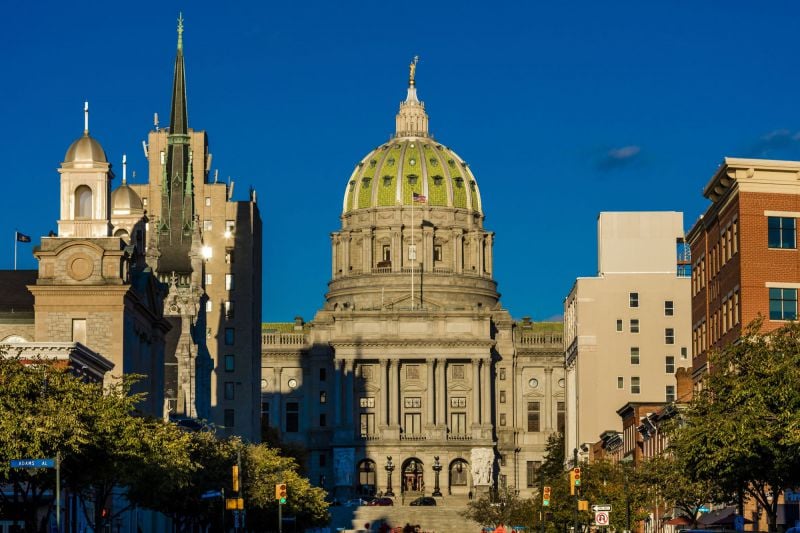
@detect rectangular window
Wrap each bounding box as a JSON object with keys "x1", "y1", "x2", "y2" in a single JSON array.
[
  {"x1": 450, "y1": 397, "x2": 466, "y2": 408},
  {"x1": 225, "y1": 328, "x2": 235, "y2": 345},
  {"x1": 205, "y1": 197, "x2": 211, "y2": 207},
  {"x1": 665, "y1": 300, "x2": 674, "y2": 316},
  {"x1": 768, "y1": 216, "x2": 796, "y2": 249},
  {"x1": 527, "y1": 401, "x2": 540, "y2": 432},
  {"x1": 630, "y1": 347, "x2": 640, "y2": 365},
  {"x1": 631, "y1": 377, "x2": 641, "y2": 394},
  {"x1": 382, "y1": 245, "x2": 391, "y2": 262},
  {"x1": 205, "y1": 274, "x2": 213, "y2": 285},
  {"x1": 359, "y1": 412, "x2": 375, "y2": 436},
  {"x1": 450, "y1": 412, "x2": 467, "y2": 434},
  {"x1": 526, "y1": 461, "x2": 541, "y2": 488},
  {"x1": 319, "y1": 368, "x2": 327, "y2": 381},
  {"x1": 681, "y1": 346, "x2": 688, "y2": 359},
  {"x1": 359, "y1": 397, "x2": 375, "y2": 408},
  {"x1": 225, "y1": 220, "x2": 236, "y2": 234},
  {"x1": 260, "y1": 402, "x2": 269, "y2": 427},
  {"x1": 224, "y1": 300, "x2": 234, "y2": 319},
  {"x1": 666, "y1": 385, "x2": 676, "y2": 403},
  {"x1": 616, "y1": 319, "x2": 623, "y2": 332},
  {"x1": 203, "y1": 219, "x2": 213, "y2": 231},
  {"x1": 617, "y1": 376, "x2": 624, "y2": 389},
  {"x1": 224, "y1": 354, "x2": 235, "y2": 372},
  {"x1": 630, "y1": 319, "x2": 639, "y2": 333},
  {"x1": 433, "y1": 245, "x2": 442, "y2": 262},
  {"x1": 403, "y1": 413, "x2": 422, "y2": 435},
  {"x1": 499, "y1": 367, "x2": 506, "y2": 380},
  {"x1": 500, "y1": 413, "x2": 507, "y2": 426},
  {"x1": 452, "y1": 365, "x2": 465, "y2": 380},
  {"x1": 557, "y1": 401, "x2": 565, "y2": 433},
  {"x1": 665, "y1": 328, "x2": 675, "y2": 344},
  {"x1": 286, "y1": 402, "x2": 299, "y2": 432},
  {"x1": 224, "y1": 409, "x2": 235, "y2": 428},
  {"x1": 319, "y1": 413, "x2": 327, "y2": 427},
  {"x1": 499, "y1": 390, "x2": 506, "y2": 403},
  {"x1": 404, "y1": 397, "x2": 421, "y2": 408},
  {"x1": 225, "y1": 274, "x2": 235, "y2": 291},
  {"x1": 319, "y1": 391, "x2": 327, "y2": 404},
  {"x1": 630, "y1": 292, "x2": 639, "y2": 307},
  {"x1": 225, "y1": 249, "x2": 234, "y2": 264},
  {"x1": 224, "y1": 382, "x2": 235, "y2": 400},
  {"x1": 665, "y1": 356, "x2": 675, "y2": 373},
  {"x1": 72, "y1": 318, "x2": 87, "y2": 345},
  {"x1": 769, "y1": 288, "x2": 798, "y2": 320}
]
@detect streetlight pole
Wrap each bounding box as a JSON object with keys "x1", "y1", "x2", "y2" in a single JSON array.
[
  {"x1": 385, "y1": 456, "x2": 395, "y2": 497},
  {"x1": 573, "y1": 449, "x2": 579, "y2": 533},
  {"x1": 432, "y1": 456, "x2": 442, "y2": 497}
]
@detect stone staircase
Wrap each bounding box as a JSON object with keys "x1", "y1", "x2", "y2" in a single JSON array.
[{"x1": 330, "y1": 496, "x2": 479, "y2": 533}]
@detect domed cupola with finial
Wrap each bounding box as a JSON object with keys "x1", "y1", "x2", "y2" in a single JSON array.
[
  {"x1": 111, "y1": 154, "x2": 146, "y2": 247},
  {"x1": 58, "y1": 102, "x2": 113, "y2": 238}
]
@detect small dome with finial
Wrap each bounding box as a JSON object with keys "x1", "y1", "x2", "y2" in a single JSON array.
[
  {"x1": 111, "y1": 155, "x2": 143, "y2": 214},
  {"x1": 64, "y1": 102, "x2": 107, "y2": 165}
]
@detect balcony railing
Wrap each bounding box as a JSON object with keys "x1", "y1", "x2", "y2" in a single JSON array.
[
  {"x1": 400, "y1": 433, "x2": 427, "y2": 441},
  {"x1": 447, "y1": 433, "x2": 472, "y2": 441},
  {"x1": 516, "y1": 332, "x2": 564, "y2": 346},
  {"x1": 261, "y1": 333, "x2": 307, "y2": 346},
  {"x1": 360, "y1": 433, "x2": 381, "y2": 441}
]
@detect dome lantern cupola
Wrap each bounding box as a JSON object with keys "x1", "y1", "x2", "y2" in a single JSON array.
[{"x1": 395, "y1": 56, "x2": 429, "y2": 138}]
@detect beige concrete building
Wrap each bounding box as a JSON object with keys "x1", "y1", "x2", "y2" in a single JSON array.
[
  {"x1": 563, "y1": 212, "x2": 691, "y2": 460},
  {"x1": 262, "y1": 63, "x2": 565, "y2": 502}
]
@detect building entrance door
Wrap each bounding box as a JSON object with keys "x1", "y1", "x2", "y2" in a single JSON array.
[{"x1": 402, "y1": 458, "x2": 424, "y2": 492}]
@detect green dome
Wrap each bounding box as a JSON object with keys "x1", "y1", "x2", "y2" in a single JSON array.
[{"x1": 342, "y1": 138, "x2": 482, "y2": 214}]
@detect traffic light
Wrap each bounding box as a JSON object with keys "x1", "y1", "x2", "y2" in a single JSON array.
[
  {"x1": 542, "y1": 485, "x2": 551, "y2": 506},
  {"x1": 574, "y1": 467, "x2": 581, "y2": 487},
  {"x1": 275, "y1": 483, "x2": 287, "y2": 504},
  {"x1": 232, "y1": 465, "x2": 239, "y2": 492}
]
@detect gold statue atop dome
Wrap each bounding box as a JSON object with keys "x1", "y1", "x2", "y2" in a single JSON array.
[{"x1": 409, "y1": 55, "x2": 419, "y2": 86}]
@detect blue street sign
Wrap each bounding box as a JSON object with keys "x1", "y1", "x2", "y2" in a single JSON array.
[
  {"x1": 698, "y1": 506, "x2": 710, "y2": 513},
  {"x1": 201, "y1": 490, "x2": 222, "y2": 499},
  {"x1": 10, "y1": 458, "x2": 55, "y2": 469},
  {"x1": 785, "y1": 490, "x2": 800, "y2": 503}
]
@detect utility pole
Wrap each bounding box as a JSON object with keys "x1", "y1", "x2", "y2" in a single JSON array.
[{"x1": 573, "y1": 448, "x2": 579, "y2": 533}]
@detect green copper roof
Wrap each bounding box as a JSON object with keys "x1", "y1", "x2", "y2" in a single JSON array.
[{"x1": 342, "y1": 138, "x2": 482, "y2": 215}]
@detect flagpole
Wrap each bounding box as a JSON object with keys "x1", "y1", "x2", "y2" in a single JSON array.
[
  {"x1": 411, "y1": 197, "x2": 414, "y2": 310},
  {"x1": 14, "y1": 231, "x2": 17, "y2": 271}
]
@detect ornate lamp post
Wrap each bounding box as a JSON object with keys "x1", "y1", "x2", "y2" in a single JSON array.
[
  {"x1": 385, "y1": 456, "x2": 395, "y2": 497},
  {"x1": 432, "y1": 456, "x2": 443, "y2": 497}
]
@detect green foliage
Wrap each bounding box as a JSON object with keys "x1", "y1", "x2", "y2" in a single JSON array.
[
  {"x1": 670, "y1": 319, "x2": 800, "y2": 532},
  {"x1": 465, "y1": 484, "x2": 535, "y2": 530}
]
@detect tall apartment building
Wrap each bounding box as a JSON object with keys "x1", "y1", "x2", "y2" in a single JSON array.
[
  {"x1": 129, "y1": 17, "x2": 262, "y2": 440},
  {"x1": 564, "y1": 212, "x2": 691, "y2": 459},
  {"x1": 687, "y1": 157, "x2": 800, "y2": 384}
]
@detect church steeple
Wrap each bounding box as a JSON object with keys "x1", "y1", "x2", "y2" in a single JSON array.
[
  {"x1": 159, "y1": 12, "x2": 195, "y2": 273},
  {"x1": 395, "y1": 56, "x2": 429, "y2": 138}
]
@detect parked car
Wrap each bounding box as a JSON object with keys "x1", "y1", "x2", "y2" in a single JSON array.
[
  {"x1": 345, "y1": 498, "x2": 370, "y2": 507},
  {"x1": 368, "y1": 497, "x2": 394, "y2": 506},
  {"x1": 409, "y1": 496, "x2": 437, "y2": 506}
]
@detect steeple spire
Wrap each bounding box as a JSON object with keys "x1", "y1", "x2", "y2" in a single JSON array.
[
  {"x1": 169, "y1": 13, "x2": 188, "y2": 136},
  {"x1": 177, "y1": 12, "x2": 184, "y2": 51},
  {"x1": 395, "y1": 56, "x2": 429, "y2": 137}
]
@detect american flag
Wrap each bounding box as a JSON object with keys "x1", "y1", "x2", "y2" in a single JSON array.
[{"x1": 412, "y1": 192, "x2": 427, "y2": 203}]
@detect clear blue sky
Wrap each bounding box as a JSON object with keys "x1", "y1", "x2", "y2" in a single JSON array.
[{"x1": 3, "y1": 1, "x2": 800, "y2": 322}]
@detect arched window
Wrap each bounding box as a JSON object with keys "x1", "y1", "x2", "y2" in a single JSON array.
[
  {"x1": 450, "y1": 460, "x2": 468, "y2": 486},
  {"x1": 75, "y1": 185, "x2": 92, "y2": 219}
]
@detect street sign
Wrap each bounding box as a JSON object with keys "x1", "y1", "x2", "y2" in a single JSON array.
[
  {"x1": 785, "y1": 490, "x2": 800, "y2": 503},
  {"x1": 10, "y1": 458, "x2": 55, "y2": 469},
  {"x1": 592, "y1": 505, "x2": 612, "y2": 512},
  {"x1": 594, "y1": 511, "x2": 610, "y2": 526},
  {"x1": 201, "y1": 490, "x2": 222, "y2": 500}
]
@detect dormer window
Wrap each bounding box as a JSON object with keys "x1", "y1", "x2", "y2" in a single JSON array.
[
  {"x1": 454, "y1": 177, "x2": 464, "y2": 188},
  {"x1": 433, "y1": 175, "x2": 443, "y2": 186},
  {"x1": 383, "y1": 175, "x2": 393, "y2": 186},
  {"x1": 429, "y1": 158, "x2": 438, "y2": 167},
  {"x1": 349, "y1": 181, "x2": 355, "y2": 190},
  {"x1": 407, "y1": 174, "x2": 418, "y2": 185},
  {"x1": 470, "y1": 181, "x2": 476, "y2": 191},
  {"x1": 362, "y1": 177, "x2": 371, "y2": 186},
  {"x1": 448, "y1": 159, "x2": 456, "y2": 167},
  {"x1": 387, "y1": 158, "x2": 396, "y2": 166},
  {"x1": 370, "y1": 159, "x2": 377, "y2": 168}
]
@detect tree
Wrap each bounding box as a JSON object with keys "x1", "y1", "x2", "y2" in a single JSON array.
[
  {"x1": 533, "y1": 433, "x2": 573, "y2": 532},
  {"x1": 670, "y1": 319, "x2": 800, "y2": 532},
  {"x1": 465, "y1": 484, "x2": 536, "y2": 530}
]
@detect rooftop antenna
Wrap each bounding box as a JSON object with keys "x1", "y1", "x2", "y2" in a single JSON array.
[
  {"x1": 122, "y1": 154, "x2": 127, "y2": 184},
  {"x1": 213, "y1": 169, "x2": 219, "y2": 183},
  {"x1": 228, "y1": 178, "x2": 235, "y2": 201},
  {"x1": 84, "y1": 101, "x2": 89, "y2": 133},
  {"x1": 142, "y1": 140, "x2": 149, "y2": 159},
  {"x1": 154, "y1": 112, "x2": 159, "y2": 131}
]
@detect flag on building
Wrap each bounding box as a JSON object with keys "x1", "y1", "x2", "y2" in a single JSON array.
[
  {"x1": 412, "y1": 192, "x2": 427, "y2": 203},
  {"x1": 15, "y1": 232, "x2": 31, "y2": 243}
]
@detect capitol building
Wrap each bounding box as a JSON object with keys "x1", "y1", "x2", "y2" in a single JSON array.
[{"x1": 262, "y1": 61, "x2": 564, "y2": 501}]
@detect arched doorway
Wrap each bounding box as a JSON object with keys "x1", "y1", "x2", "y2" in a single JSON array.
[
  {"x1": 357, "y1": 459, "x2": 377, "y2": 496},
  {"x1": 402, "y1": 458, "x2": 424, "y2": 492},
  {"x1": 449, "y1": 459, "x2": 470, "y2": 496}
]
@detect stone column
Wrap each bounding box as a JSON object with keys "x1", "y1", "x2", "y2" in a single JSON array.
[
  {"x1": 342, "y1": 233, "x2": 351, "y2": 276},
  {"x1": 333, "y1": 360, "x2": 342, "y2": 426},
  {"x1": 380, "y1": 359, "x2": 389, "y2": 426},
  {"x1": 472, "y1": 358, "x2": 481, "y2": 425},
  {"x1": 426, "y1": 358, "x2": 435, "y2": 426},
  {"x1": 473, "y1": 234, "x2": 482, "y2": 275},
  {"x1": 477, "y1": 235, "x2": 485, "y2": 276},
  {"x1": 453, "y1": 230, "x2": 463, "y2": 274},
  {"x1": 481, "y1": 358, "x2": 491, "y2": 425},
  {"x1": 331, "y1": 234, "x2": 339, "y2": 278},
  {"x1": 485, "y1": 233, "x2": 494, "y2": 276},
  {"x1": 389, "y1": 360, "x2": 399, "y2": 426},
  {"x1": 274, "y1": 367, "x2": 283, "y2": 429},
  {"x1": 423, "y1": 227, "x2": 434, "y2": 272},
  {"x1": 363, "y1": 228, "x2": 373, "y2": 272},
  {"x1": 544, "y1": 367, "x2": 554, "y2": 430},
  {"x1": 515, "y1": 363, "x2": 524, "y2": 428},
  {"x1": 345, "y1": 360, "x2": 355, "y2": 429},
  {"x1": 391, "y1": 228, "x2": 401, "y2": 273},
  {"x1": 436, "y1": 359, "x2": 446, "y2": 426}
]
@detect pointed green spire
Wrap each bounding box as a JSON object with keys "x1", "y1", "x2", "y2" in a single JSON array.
[{"x1": 177, "y1": 12, "x2": 184, "y2": 51}]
